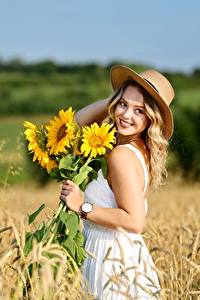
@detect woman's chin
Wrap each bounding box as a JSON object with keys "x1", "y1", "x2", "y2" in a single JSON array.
[{"x1": 117, "y1": 128, "x2": 134, "y2": 136}]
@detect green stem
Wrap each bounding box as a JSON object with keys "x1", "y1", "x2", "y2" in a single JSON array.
[
  {"x1": 54, "y1": 201, "x2": 65, "y2": 219},
  {"x1": 46, "y1": 206, "x2": 66, "y2": 246},
  {"x1": 43, "y1": 201, "x2": 65, "y2": 242},
  {"x1": 85, "y1": 156, "x2": 92, "y2": 166}
]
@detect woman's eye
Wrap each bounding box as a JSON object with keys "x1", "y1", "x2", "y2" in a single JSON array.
[
  {"x1": 135, "y1": 109, "x2": 144, "y2": 114},
  {"x1": 119, "y1": 101, "x2": 126, "y2": 107}
]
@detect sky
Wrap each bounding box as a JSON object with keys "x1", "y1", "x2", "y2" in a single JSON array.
[{"x1": 0, "y1": 0, "x2": 200, "y2": 73}]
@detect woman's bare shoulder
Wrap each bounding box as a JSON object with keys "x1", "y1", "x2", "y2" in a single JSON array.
[{"x1": 107, "y1": 145, "x2": 141, "y2": 172}]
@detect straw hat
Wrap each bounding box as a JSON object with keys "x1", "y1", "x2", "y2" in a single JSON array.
[{"x1": 110, "y1": 65, "x2": 175, "y2": 140}]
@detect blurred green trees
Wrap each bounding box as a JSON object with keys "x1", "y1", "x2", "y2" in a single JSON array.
[
  {"x1": 0, "y1": 60, "x2": 200, "y2": 183},
  {"x1": 170, "y1": 106, "x2": 200, "y2": 180}
]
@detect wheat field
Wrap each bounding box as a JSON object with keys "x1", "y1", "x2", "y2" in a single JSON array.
[{"x1": 0, "y1": 175, "x2": 199, "y2": 299}]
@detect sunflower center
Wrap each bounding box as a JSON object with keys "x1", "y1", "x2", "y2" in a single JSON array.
[
  {"x1": 57, "y1": 124, "x2": 66, "y2": 142},
  {"x1": 89, "y1": 136, "x2": 103, "y2": 147}
]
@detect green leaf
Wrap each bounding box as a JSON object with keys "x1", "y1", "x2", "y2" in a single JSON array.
[
  {"x1": 24, "y1": 234, "x2": 34, "y2": 256},
  {"x1": 62, "y1": 236, "x2": 76, "y2": 258},
  {"x1": 80, "y1": 164, "x2": 93, "y2": 174},
  {"x1": 59, "y1": 155, "x2": 77, "y2": 171},
  {"x1": 73, "y1": 165, "x2": 93, "y2": 185},
  {"x1": 88, "y1": 169, "x2": 98, "y2": 181},
  {"x1": 101, "y1": 157, "x2": 108, "y2": 179},
  {"x1": 28, "y1": 204, "x2": 45, "y2": 225},
  {"x1": 25, "y1": 231, "x2": 32, "y2": 239},
  {"x1": 49, "y1": 168, "x2": 58, "y2": 177},
  {"x1": 88, "y1": 157, "x2": 102, "y2": 171},
  {"x1": 75, "y1": 244, "x2": 86, "y2": 266},
  {"x1": 59, "y1": 169, "x2": 77, "y2": 180},
  {"x1": 59, "y1": 211, "x2": 79, "y2": 238},
  {"x1": 73, "y1": 156, "x2": 82, "y2": 166},
  {"x1": 79, "y1": 177, "x2": 89, "y2": 191},
  {"x1": 67, "y1": 213, "x2": 79, "y2": 238},
  {"x1": 50, "y1": 168, "x2": 62, "y2": 180},
  {"x1": 59, "y1": 210, "x2": 70, "y2": 226},
  {"x1": 74, "y1": 230, "x2": 85, "y2": 247},
  {"x1": 59, "y1": 169, "x2": 70, "y2": 179},
  {"x1": 34, "y1": 223, "x2": 47, "y2": 242},
  {"x1": 56, "y1": 222, "x2": 66, "y2": 243}
]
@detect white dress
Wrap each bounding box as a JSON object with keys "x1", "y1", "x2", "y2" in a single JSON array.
[{"x1": 81, "y1": 144, "x2": 161, "y2": 299}]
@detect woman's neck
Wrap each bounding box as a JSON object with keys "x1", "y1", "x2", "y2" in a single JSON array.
[{"x1": 116, "y1": 133, "x2": 144, "y2": 145}]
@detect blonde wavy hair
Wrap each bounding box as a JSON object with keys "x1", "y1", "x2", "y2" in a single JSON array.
[{"x1": 104, "y1": 80, "x2": 169, "y2": 190}]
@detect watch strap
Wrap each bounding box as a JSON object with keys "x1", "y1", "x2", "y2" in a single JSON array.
[{"x1": 80, "y1": 210, "x2": 88, "y2": 220}]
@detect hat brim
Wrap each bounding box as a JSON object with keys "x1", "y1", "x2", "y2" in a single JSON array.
[{"x1": 110, "y1": 65, "x2": 173, "y2": 140}]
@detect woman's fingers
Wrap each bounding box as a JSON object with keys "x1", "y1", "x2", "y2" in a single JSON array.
[
  {"x1": 60, "y1": 181, "x2": 74, "y2": 208},
  {"x1": 60, "y1": 189, "x2": 70, "y2": 196},
  {"x1": 64, "y1": 180, "x2": 76, "y2": 187},
  {"x1": 60, "y1": 194, "x2": 66, "y2": 201},
  {"x1": 62, "y1": 184, "x2": 73, "y2": 191}
]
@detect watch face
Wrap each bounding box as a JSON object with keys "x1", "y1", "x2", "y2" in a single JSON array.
[{"x1": 82, "y1": 202, "x2": 93, "y2": 213}]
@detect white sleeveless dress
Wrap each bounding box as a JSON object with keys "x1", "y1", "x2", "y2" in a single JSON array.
[{"x1": 81, "y1": 144, "x2": 161, "y2": 299}]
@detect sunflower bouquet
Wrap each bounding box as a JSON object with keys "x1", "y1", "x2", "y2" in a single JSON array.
[{"x1": 23, "y1": 107, "x2": 116, "y2": 268}]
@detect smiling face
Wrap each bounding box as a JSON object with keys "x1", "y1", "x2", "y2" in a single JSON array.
[{"x1": 114, "y1": 84, "x2": 150, "y2": 138}]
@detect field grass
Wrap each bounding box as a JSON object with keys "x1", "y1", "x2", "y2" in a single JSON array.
[{"x1": 0, "y1": 178, "x2": 199, "y2": 299}]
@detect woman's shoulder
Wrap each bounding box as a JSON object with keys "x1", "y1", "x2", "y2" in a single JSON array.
[
  {"x1": 107, "y1": 144, "x2": 143, "y2": 173},
  {"x1": 107, "y1": 141, "x2": 149, "y2": 164},
  {"x1": 106, "y1": 142, "x2": 150, "y2": 183}
]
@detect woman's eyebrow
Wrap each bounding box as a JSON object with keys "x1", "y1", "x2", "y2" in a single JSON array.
[
  {"x1": 121, "y1": 98, "x2": 145, "y2": 108},
  {"x1": 135, "y1": 105, "x2": 145, "y2": 108}
]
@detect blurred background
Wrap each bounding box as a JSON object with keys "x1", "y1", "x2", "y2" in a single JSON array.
[{"x1": 0, "y1": 0, "x2": 200, "y2": 189}]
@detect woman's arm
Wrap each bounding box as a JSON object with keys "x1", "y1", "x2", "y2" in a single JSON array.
[
  {"x1": 85, "y1": 205, "x2": 143, "y2": 234},
  {"x1": 75, "y1": 98, "x2": 109, "y2": 126},
  {"x1": 86, "y1": 147, "x2": 146, "y2": 233}
]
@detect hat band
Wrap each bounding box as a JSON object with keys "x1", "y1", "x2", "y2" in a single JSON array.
[{"x1": 144, "y1": 79, "x2": 159, "y2": 93}]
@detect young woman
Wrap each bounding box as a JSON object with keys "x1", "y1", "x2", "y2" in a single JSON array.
[{"x1": 60, "y1": 65, "x2": 175, "y2": 299}]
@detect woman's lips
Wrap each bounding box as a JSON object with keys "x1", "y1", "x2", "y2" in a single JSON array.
[{"x1": 119, "y1": 119, "x2": 133, "y2": 128}]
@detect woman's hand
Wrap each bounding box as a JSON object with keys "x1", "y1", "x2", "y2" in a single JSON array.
[{"x1": 59, "y1": 180, "x2": 84, "y2": 214}]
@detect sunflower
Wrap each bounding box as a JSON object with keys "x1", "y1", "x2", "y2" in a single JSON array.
[
  {"x1": 24, "y1": 121, "x2": 57, "y2": 173},
  {"x1": 46, "y1": 108, "x2": 77, "y2": 155},
  {"x1": 39, "y1": 153, "x2": 58, "y2": 174},
  {"x1": 80, "y1": 122, "x2": 116, "y2": 158},
  {"x1": 24, "y1": 121, "x2": 45, "y2": 161}
]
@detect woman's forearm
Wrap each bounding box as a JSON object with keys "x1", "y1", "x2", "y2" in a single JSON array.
[
  {"x1": 75, "y1": 98, "x2": 109, "y2": 126},
  {"x1": 84, "y1": 205, "x2": 143, "y2": 234}
]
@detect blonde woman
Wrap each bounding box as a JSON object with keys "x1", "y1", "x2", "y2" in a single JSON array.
[{"x1": 60, "y1": 65, "x2": 175, "y2": 299}]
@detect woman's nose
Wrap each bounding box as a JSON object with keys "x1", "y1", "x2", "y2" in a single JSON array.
[{"x1": 122, "y1": 108, "x2": 133, "y2": 119}]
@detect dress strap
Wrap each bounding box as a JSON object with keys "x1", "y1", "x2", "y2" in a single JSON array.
[{"x1": 115, "y1": 144, "x2": 149, "y2": 194}]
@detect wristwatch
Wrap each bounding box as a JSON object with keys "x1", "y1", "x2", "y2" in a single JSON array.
[{"x1": 80, "y1": 202, "x2": 93, "y2": 220}]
